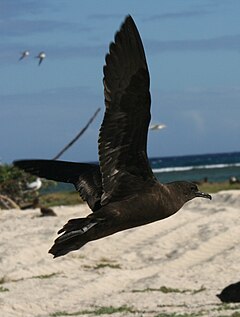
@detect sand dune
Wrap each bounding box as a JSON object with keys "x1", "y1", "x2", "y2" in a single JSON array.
[{"x1": 0, "y1": 190, "x2": 240, "y2": 317}]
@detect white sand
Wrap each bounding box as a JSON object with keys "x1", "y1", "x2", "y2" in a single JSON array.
[{"x1": 0, "y1": 190, "x2": 240, "y2": 317}]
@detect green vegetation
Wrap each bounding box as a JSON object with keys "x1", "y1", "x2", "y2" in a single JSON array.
[
  {"x1": 0, "y1": 275, "x2": 22, "y2": 283},
  {"x1": 50, "y1": 305, "x2": 136, "y2": 316},
  {"x1": 213, "y1": 303, "x2": 240, "y2": 312},
  {"x1": 154, "y1": 313, "x2": 201, "y2": 317},
  {"x1": 230, "y1": 313, "x2": 240, "y2": 317},
  {"x1": 0, "y1": 286, "x2": 9, "y2": 292},
  {"x1": 199, "y1": 181, "x2": 240, "y2": 193},
  {"x1": 0, "y1": 276, "x2": 8, "y2": 284},
  {"x1": 0, "y1": 164, "x2": 32, "y2": 208},
  {"x1": 0, "y1": 272, "x2": 61, "y2": 284},
  {"x1": 49, "y1": 310, "x2": 240, "y2": 317},
  {"x1": 0, "y1": 164, "x2": 56, "y2": 209},
  {"x1": 39, "y1": 191, "x2": 82, "y2": 207},
  {"x1": 217, "y1": 313, "x2": 240, "y2": 317},
  {"x1": 84, "y1": 258, "x2": 121, "y2": 270},
  {"x1": 0, "y1": 164, "x2": 25, "y2": 183},
  {"x1": 31, "y1": 272, "x2": 61, "y2": 279},
  {"x1": 0, "y1": 164, "x2": 82, "y2": 209},
  {"x1": 132, "y1": 285, "x2": 206, "y2": 295},
  {"x1": 93, "y1": 263, "x2": 121, "y2": 269}
]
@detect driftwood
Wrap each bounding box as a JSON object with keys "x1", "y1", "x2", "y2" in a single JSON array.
[
  {"x1": 53, "y1": 108, "x2": 101, "y2": 160},
  {"x1": 0, "y1": 194, "x2": 20, "y2": 210}
]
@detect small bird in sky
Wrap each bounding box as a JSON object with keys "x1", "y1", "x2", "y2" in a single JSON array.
[
  {"x1": 36, "y1": 51, "x2": 46, "y2": 65},
  {"x1": 149, "y1": 123, "x2": 167, "y2": 131},
  {"x1": 19, "y1": 50, "x2": 30, "y2": 61}
]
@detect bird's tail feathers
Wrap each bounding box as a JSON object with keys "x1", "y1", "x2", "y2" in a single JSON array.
[{"x1": 48, "y1": 217, "x2": 99, "y2": 258}]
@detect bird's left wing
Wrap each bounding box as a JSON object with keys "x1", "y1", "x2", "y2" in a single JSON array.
[{"x1": 14, "y1": 159, "x2": 103, "y2": 211}]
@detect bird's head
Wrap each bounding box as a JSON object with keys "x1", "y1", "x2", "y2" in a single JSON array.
[{"x1": 167, "y1": 181, "x2": 212, "y2": 204}]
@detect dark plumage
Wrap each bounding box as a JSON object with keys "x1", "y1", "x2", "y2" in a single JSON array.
[
  {"x1": 40, "y1": 207, "x2": 57, "y2": 217},
  {"x1": 14, "y1": 15, "x2": 211, "y2": 258},
  {"x1": 217, "y1": 282, "x2": 240, "y2": 303}
]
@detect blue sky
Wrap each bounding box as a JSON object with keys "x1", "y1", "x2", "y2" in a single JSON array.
[{"x1": 1, "y1": 0, "x2": 240, "y2": 163}]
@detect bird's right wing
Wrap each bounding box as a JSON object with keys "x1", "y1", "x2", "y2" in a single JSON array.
[
  {"x1": 98, "y1": 15, "x2": 156, "y2": 205},
  {"x1": 13, "y1": 159, "x2": 103, "y2": 211}
]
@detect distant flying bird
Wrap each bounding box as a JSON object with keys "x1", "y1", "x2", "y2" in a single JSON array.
[
  {"x1": 36, "y1": 51, "x2": 46, "y2": 65},
  {"x1": 19, "y1": 50, "x2": 30, "y2": 61},
  {"x1": 14, "y1": 16, "x2": 211, "y2": 258},
  {"x1": 26, "y1": 178, "x2": 42, "y2": 191},
  {"x1": 149, "y1": 123, "x2": 167, "y2": 131}
]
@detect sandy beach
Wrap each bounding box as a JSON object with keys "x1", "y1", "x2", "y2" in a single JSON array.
[{"x1": 0, "y1": 190, "x2": 240, "y2": 317}]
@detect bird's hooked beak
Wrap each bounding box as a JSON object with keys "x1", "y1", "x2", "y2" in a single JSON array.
[{"x1": 195, "y1": 191, "x2": 212, "y2": 200}]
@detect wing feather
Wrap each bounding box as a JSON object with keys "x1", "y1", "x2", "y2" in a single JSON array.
[
  {"x1": 14, "y1": 159, "x2": 102, "y2": 211},
  {"x1": 98, "y1": 15, "x2": 155, "y2": 205}
]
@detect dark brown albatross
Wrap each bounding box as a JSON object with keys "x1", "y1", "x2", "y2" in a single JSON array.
[{"x1": 14, "y1": 15, "x2": 211, "y2": 258}]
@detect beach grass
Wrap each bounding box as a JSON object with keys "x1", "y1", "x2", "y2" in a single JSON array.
[
  {"x1": 131, "y1": 285, "x2": 206, "y2": 294},
  {"x1": 49, "y1": 307, "x2": 240, "y2": 317},
  {"x1": 39, "y1": 191, "x2": 82, "y2": 207},
  {"x1": 199, "y1": 182, "x2": 240, "y2": 193},
  {"x1": 31, "y1": 272, "x2": 61, "y2": 279},
  {"x1": 83, "y1": 257, "x2": 122, "y2": 270},
  {"x1": 0, "y1": 286, "x2": 9, "y2": 292},
  {"x1": 50, "y1": 305, "x2": 137, "y2": 316}
]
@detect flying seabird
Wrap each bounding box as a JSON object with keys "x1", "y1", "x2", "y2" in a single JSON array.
[
  {"x1": 36, "y1": 51, "x2": 46, "y2": 65},
  {"x1": 149, "y1": 123, "x2": 167, "y2": 131},
  {"x1": 14, "y1": 16, "x2": 211, "y2": 258},
  {"x1": 19, "y1": 50, "x2": 30, "y2": 61}
]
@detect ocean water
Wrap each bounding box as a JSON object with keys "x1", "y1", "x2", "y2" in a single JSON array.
[
  {"x1": 151, "y1": 151, "x2": 240, "y2": 183},
  {"x1": 42, "y1": 151, "x2": 240, "y2": 193}
]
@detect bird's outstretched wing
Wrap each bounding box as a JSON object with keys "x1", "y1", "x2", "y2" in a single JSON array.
[
  {"x1": 13, "y1": 160, "x2": 102, "y2": 211},
  {"x1": 99, "y1": 15, "x2": 156, "y2": 205}
]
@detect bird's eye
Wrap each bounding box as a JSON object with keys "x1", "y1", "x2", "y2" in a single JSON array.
[{"x1": 191, "y1": 185, "x2": 197, "y2": 191}]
